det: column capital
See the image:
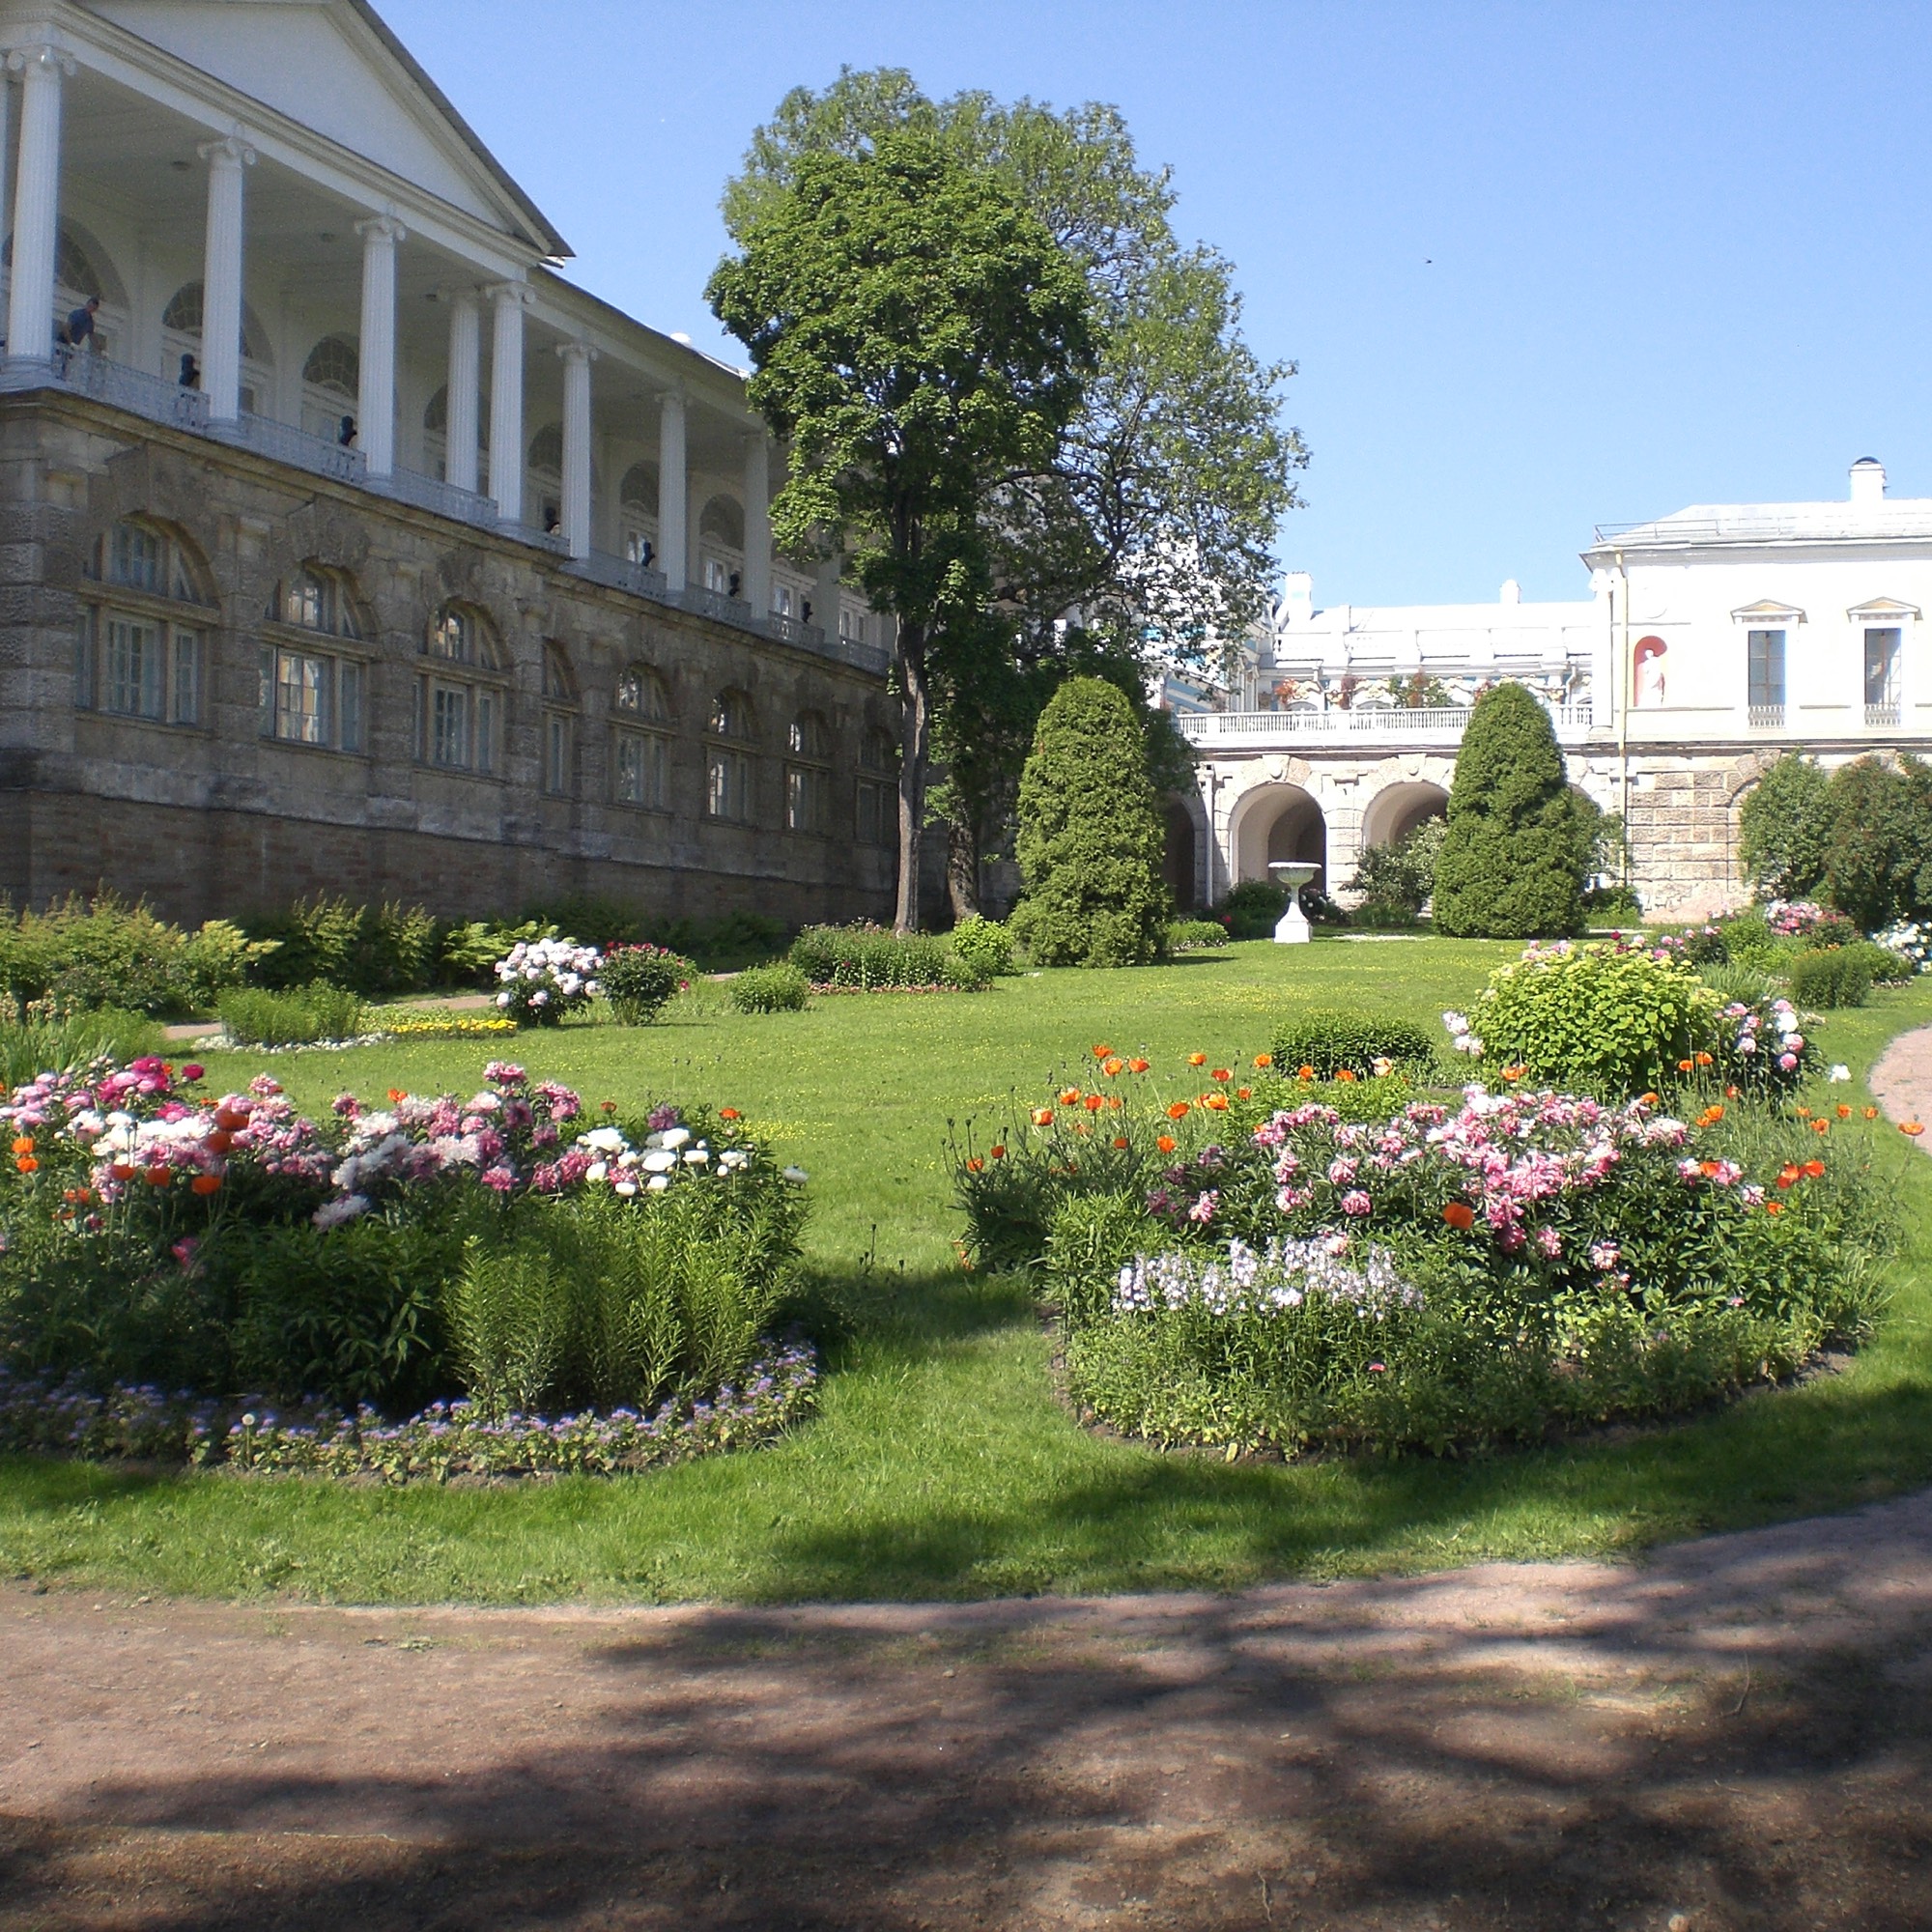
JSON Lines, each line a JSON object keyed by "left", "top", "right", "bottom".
{"left": 355, "top": 212, "right": 407, "bottom": 244}
{"left": 485, "top": 279, "right": 534, "bottom": 309}
{"left": 8, "top": 44, "right": 76, "bottom": 78}
{"left": 197, "top": 134, "right": 256, "bottom": 169}
{"left": 555, "top": 340, "right": 598, "bottom": 367}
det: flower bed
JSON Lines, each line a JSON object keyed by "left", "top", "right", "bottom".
{"left": 0, "top": 1055, "right": 810, "bottom": 1465}
{"left": 0, "top": 1342, "right": 818, "bottom": 1483}
{"left": 953, "top": 1047, "right": 1895, "bottom": 1458}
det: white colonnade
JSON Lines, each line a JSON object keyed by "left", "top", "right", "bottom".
{"left": 558, "top": 339, "right": 595, "bottom": 558}
{"left": 6, "top": 43, "right": 72, "bottom": 361}
{"left": 198, "top": 135, "right": 252, "bottom": 421}
{"left": 355, "top": 213, "right": 403, "bottom": 473}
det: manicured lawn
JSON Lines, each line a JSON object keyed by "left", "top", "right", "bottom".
{"left": 6, "top": 935, "right": 1932, "bottom": 1605}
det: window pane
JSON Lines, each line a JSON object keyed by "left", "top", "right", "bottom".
{"left": 73, "top": 611, "right": 93, "bottom": 708}
{"left": 433, "top": 685, "right": 469, "bottom": 766}
{"left": 787, "top": 764, "right": 830, "bottom": 834}
{"left": 259, "top": 644, "right": 274, "bottom": 726}
{"left": 106, "top": 619, "right": 162, "bottom": 718}
{"left": 109, "top": 525, "right": 161, "bottom": 593}
{"left": 1747, "top": 630, "right": 1785, "bottom": 709}
{"left": 708, "top": 750, "right": 749, "bottom": 820}
{"left": 275, "top": 650, "right": 328, "bottom": 745}
{"left": 545, "top": 712, "right": 569, "bottom": 794}
{"left": 1865, "top": 628, "right": 1901, "bottom": 707}
{"left": 171, "top": 631, "right": 200, "bottom": 724}
{"left": 475, "top": 691, "right": 497, "bottom": 774}
{"left": 338, "top": 662, "right": 363, "bottom": 752}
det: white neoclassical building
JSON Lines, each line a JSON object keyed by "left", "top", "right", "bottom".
{"left": 1169, "top": 459, "right": 1932, "bottom": 918}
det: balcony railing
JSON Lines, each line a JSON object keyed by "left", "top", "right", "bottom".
{"left": 1747, "top": 703, "right": 1786, "bottom": 730}
{"left": 1178, "top": 701, "right": 1593, "bottom": 748}
{"left": 4, "top": 352, "right": 895, "bottom": 678}
{"left": 1866, "top": 701, "right": 1902, "bottom": 729}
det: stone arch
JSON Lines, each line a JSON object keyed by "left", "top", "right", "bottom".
{"left": 1229, "top": 781, "right": 1328, "bottom": 892}
{"left": 1359, "top": 777, "right": 1450, "bottom": 852}
{"left": 1162, "top": 795, "right": 1201, "bottom": 910}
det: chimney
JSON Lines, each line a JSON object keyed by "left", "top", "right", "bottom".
{"left": 1282, "top": 570, "right": 1313, "bottom": 622}
{"left": 1499, "top": 578, "right": 1521, "bottom": 605}
{"left": 1850, "top": 457, "right": 1887, "bottom": 504}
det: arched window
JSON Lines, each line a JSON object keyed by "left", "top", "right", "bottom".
{"left": 260, "top": 566, "right": 369, "bottom": 754}
{"left": 415, "top": 603, "right": 504, "bottom": 775}
{"left": 301, "top": 334, "right": 359, "bottom": 441}
{"left": 541, "top": 644, "right": 576, "bottom": 797}
{"left": 857, "top": 725, "right": 897, "bottom": 845}
{"left": 527, "top": 424, "right": 564, "bottom": 475}
{"left": 786, "top": 709, "right": 835, "bottom": 835}
{"left": 620, "top": 461, "right": 659, "bottom": 567}
{"left": 161, "top": 278, "right": 271, "bottom": 410}
{"left": 698, "top": 494, "right": 745, "bottom": 599}
{"left": 706, "top": 687, "right": 754, "bottom": 822}
{"left": 611, "top": 662, "right": 671, "bottom": 811}
{"left": 12, "top": 218, "right": 130, "bottom": 358}
{"left": 76, "top": 520, "right": 211, "bottom": 727}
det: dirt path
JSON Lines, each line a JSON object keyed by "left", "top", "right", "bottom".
{"left": 4, "top": 1484, "right": 1931, "bottom": 1932}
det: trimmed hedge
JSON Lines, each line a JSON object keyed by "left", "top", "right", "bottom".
{"left": 1269, "top": 1009, "right": 1436, "bottom": 1079}
{"left": 729, "top": 963, "right": 810, "bottom": 1012}
{"left": 216, "top": 982, "right": 364, "bottom": 1046}
{"left": 789, "top": 923, "right": 985, "bottom": 990}
{"left": 1789, "top": 949, "right": 1870, "bottom": 1009}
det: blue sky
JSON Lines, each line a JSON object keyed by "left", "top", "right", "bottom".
{"left": 384, "top": 0, "right": 1932, "bottom": 608}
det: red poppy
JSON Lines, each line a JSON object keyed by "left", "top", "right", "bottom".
{"left": 1442, "top": 1202, "right": 1476, "bottom": 1231}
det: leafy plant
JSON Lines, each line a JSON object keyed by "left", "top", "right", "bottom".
{"left": 1789, "top": 949, "right": 1870, "bottom": 1009}
{"left": 789, "top": 923, "right": 985, "bottom": 990}
{"left": 730, "top": 963, "right": 810, "bottom": 1012}
{"left": 1432, "top": 683, "right": 1588, "bottom": 938}
{"left": 1345, "top": 818, "right": 1444, "bottom": 921}
{"left": 244, "top": 896, "right": 438, "bottom": 997}
{"left": 600, "top": 944, "right": 695, "bottom": 1025}
{"left": 217, "top": 982, "right": 364, "bottom": 1047}
{"left": 1014, "top": 678, "right": 1171, "bottom": 966}
{"left": 1739, "top": 753, "right": 1833, "bottom": 901}
{"left": 1166, "top": 919, "right": 1230, "bottom": 952}
{"left": 1269, "top": 1009, "right": 1435, "bottom": 1079}
{"left": 949, "top": 915, "right": 1015, "bottom": 979}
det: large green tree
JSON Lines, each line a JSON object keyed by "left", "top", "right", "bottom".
{"left": 1013, "top": 676, "right": 1170, "bottom": 967}
{"left": 706, "top": 131, "right": 1093, "bottom": 933}
{"left": 1737, "top": 752, "right": 1833, "bottom": 900}
{"left": 718, "top": 71, "right": 1303, "bottom": 917}
{"left": 1432, "top": 683, "right": 1587, "bottom": 938}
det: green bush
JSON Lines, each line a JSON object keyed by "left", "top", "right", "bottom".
{"left": 1165, "top": 919, "right": 1231, "bottom": 952}
{"left": 0, "top": 895, "right": 270, "bottom": 1018}
{"left": 789, "top": 922, "right": 986, "bottom": 990}
{"left": 1789, "top": 949, "right": 1870, "bottom": 1010}
{"left": 1854, "top": 941, "right": 1916, "bottom": 984}
{"left": 217, "top": 982, "right": 364, "bottom": 1047}
{"left": 1213, "top": 878, "right": 1289, "bottom": 941}
{"left": 1582, "top": 884, "right": 1643, "bottom": 922}
{"left": 244, "top": 896, "right": 438, "bottom": 997}
{"left": 1466, "top": 942, "right": 1717, "bottom": 1094}
{"left": 949, "top": 915, "right": 1015, "bottom": 979}
{"left": 599, "top": 944, "right": 695, "bottom": 1024}
{"left": 1269, "top": 1009, "right": 1435, "bottom": 1079}
{"left": 0, "top": 1004, "right": 167, "bottom": 1090}
{"left": 1350, "top": 902, "right": 1420, "bottom": 930}
{"left": 730, "top": 962, "right": 810, "bottom": 1012}
{"left": 1432, "top": 683, "right": 1587, "bottom": 938}
{"left": 440, "top": 919, "right": 549, "bottom": 986}
{"left": 1819, "top": 754, "right": 1932, "bottom": 928}
{"left": 1345, "top": 818, "right": 1444, "bottom": 921}
{"left": 1738, "top": 753, "right": 1834, "bottom": 902}
{"left": 1014, "top": 677, "right": 1170, "bottom": 967}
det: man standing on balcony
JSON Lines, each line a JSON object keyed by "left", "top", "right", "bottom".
{"left": 58, "top": 295, "right": 99, "bottom": 351}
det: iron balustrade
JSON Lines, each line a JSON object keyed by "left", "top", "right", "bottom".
{"left": 1177, "top": 701, "right": 1593, "bottom": 747}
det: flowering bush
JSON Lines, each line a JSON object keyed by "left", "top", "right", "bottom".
{"left": 599, "top": 943, "right": 695, "bottom": 1024}
{"left": 1648, "top": 923, "right": 1727, "bottom": 966}
{"left": 0, "top": 1055, "right": 807, "bottom": 1438}
{"left": 1765, "top": 899, "right": 1833, "bottom": 937}
{"left": 494, "top": 936, "right": 601, "bottom": 1026}
{"left": 955, "top": 1048, "right": 1894, "bottom": 1457}
{"left": 1872, "top": 920, "right": 1932, "bottom": 971}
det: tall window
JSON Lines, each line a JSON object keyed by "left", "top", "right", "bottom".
{"left": 857, "top": 726, "right": 896, "bottom": 845}
{"left": 414, "top": 603, "right": 504, "bottom": 775}
{"left": 1747, "top": 629, "right": 1785, "bottom": 723}
{"left": 260, "top": 566, "right": 367, "bottom": 753}
{"left": 620, "top": 461, "right": 659, "bottom": 568}
{"left": 542, "top": 643, "right": 575, "bottom": 796}
{"left": 300, "top": 333, "right": 359, "bottom": 442}
{"left": 838, "top": 606, "right": 868, "bottom": 648}
{"left": 1865, "top": 627, "right": 1902, "bottom": 723}
{"left": 698, "top": 495, "right": 744, "bottom": 601}
{"left": 76, "top": 519, "right": 209, "bottom": 726}
{"left": 785, "top": 710, "right": 834, "bottom": 835}
{"left": 613, "top": 663, "right": 671, "bottom": 810}
{"left": 706, "top": 687, "right": 754, "bottom": 822}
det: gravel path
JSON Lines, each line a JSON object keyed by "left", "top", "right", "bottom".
{"left": 4, "top": 1482, "right": 1931, "bottom": 1932}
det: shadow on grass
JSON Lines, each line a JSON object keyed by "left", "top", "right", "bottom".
{"left": 0, "top": 1454, "right": 178, "bottom": 1515}
{"left": 5, "top": 1492, "right": 1928, "bottom": 1930}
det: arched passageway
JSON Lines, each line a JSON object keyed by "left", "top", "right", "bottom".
{"left": 1360, "top": 779, "right": 1450, "bottom": 852}
{"left": 1162, "top": 800, "right": 1198, "bottom": 909}
{"left": 1232, "top": 782, "right": 1328, "bottom": 894}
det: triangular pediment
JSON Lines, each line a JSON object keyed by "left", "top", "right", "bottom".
{"left": 1849, "top": 596, "right": 1922, "bottom": 621}
{"left": 83, "top": 0, "right": 565, "bottom": 255}
{"left": 1731, "top": 598, "right": 1804, "bottom": 623}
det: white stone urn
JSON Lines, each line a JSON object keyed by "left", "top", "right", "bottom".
{"left": 1267, "top": 861, "right": 1320, "bottom": 944}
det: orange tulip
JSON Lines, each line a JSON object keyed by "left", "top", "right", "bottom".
{"left": 1836, "top": 1104, "right": 1852, "bottom": 1120}
{"left": 1093, "top": 1043, "right": 1113, "bottom": 1060}
{"left": 1084, "top": 1094, "right": 1104, "bottom": 1113}
{"left": 145, "top": 1166, "right": 173, "bottom": 1188}
{"left": 965, "top": 1157, "right": 984, "bottom": 1173}
{"left": 1777, "top": 1164, "right": 1803, "bottom": 1187}
{"left": 9, "top": 1135, "right": 33, "bottom": 1156}
{"left": 1677, "top": 1059, "right": 1694, "bottom": 1073}
{"left": 1502, "top": 1065, "right": 1526, "bottom": 1083}
{"left": 720, "top": 1107, "right": 741, "bottom": 1121}
{"left": 1103, "top": 1058, "right": 1124, "bottom": 1078}
{"left": 1442, "top": 1202, "right": 1476, "bottom": 1231}
{"left": 1167, "top": 1102, "right": 1191, "bottom": 1120}
{"left": 1031, "top": 1108, "right": 1054, "bottom": 1127}
{"left": 1204, "top": 1093, "right": 1230, "bottom": 1112}
{"left": 1766, "top": 1202, "right": 1785, "bottom": 1215}
{"left": 1059, "top": 1089, "right": 1081, "bottom": 1107}
{"left": 109, "top": 1162, "right": 136, "bottom": 1181}
{"left": 1187, "top": 1052, "right": 1208, "bottom": 1067}
{"left": 14, "top": 1155, "right": 38, "bottom": 1175}
{"left": 1811, "top": 1120, "right": 1831, "bottom": 1135}
{"left": 1298, "top": 1065, "right": 1316, "bottom": 1081}
{"left": 1904, "top": 1122, "right": 1926, "bottom": 1137}
{"left": 988, "top": 1146, "right": 1006, "bottom": 1160}
{"left": 190, "top": 1173, "right": 223, "bottom": 1197}
{"left": 387, "top": 1089, "right": 408, "bottom": 1103}
{"left": 1210, "top": 1068, "right": 1232, "bottom": 1083}
{"left": 1336, "top": 1068, "right": 1358, "bottom": 1083}
{"left": 1864, "top": 1107, "right": 1880, "bottom": 1120}
{"left": 1128, "top": 1058, "right": 1151, "bottom": 1074}
{"left": 1694, "top": 1051, "right": 1713, "bottom": 1067}
{"left": 1639, "top": 1092, "right": 1660, "bottom": 1106}
{"left": 1803, "top": 1159, "right": 1826, "bottom": 1179}
{"left": 1112, "top": 1136, "right": 1129, "bottom": 1150}
{"left": 1156, "top": 1135, "right": 1178, "bottom": 1153}
{"left": 1253, "top": 1053, "right": 1273, "bottom": 1068}
{"left": 213, "top": 1108, "right": 250, "bottom": 1132}
{"left": 1725, "top": 1085, "right": 1741, "bottom": 1099}
{"left": 1106, "top": 1096, "right": 1123, "bottom": 1110}
{"left": 1236, "top": 1087, "right": 1252, "bottom": 1100}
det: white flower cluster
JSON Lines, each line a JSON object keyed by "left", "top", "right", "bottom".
{"left": 494, "top": 937, "right": 602, "bottom": 1014}
{"left": 1873, "top": 921, "right": 1932, "bottom": 972}
{"left": 1442, "top": 1009, "right": 1484, "bottom": 1057}
{"left": 576, "top": 1122, "right": 751, "bottom": 1196}
{"left": 1115, "top": 1235, "right": 1419, "bottom": 1321}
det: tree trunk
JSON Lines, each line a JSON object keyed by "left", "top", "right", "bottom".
{"left": 946, "top": 811, "right": 980, "bottom": 922}
{"left": 895, "top": 628, "right": 931, "bottom": 936}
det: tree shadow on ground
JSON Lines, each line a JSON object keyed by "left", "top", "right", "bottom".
{"left": 3, "top": 1486, "right": 1929, "bottom": 1930}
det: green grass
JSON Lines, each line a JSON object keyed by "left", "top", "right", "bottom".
{"left": 7, "top": 935, "right": 1932, "bottom": 1605}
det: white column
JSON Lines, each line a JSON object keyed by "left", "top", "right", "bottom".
{"left": 486, "top": 281, "right": 529, "bottom": 525}
{"left": 742, "top": 431, "right": 772, "bottom": 616}
{"left": 557, "top": 340, "right": 595, "bottom": 559}
{"left": 444, "top": 290, "right": 480, "bottom": 493}
{"left": 0, "top": 82, "right": 14, "bottom": 313}
{"left": 657, "top": 389, "right": 687, "bottom": 592}
{"left": 196, "top": 136, "right": 254, "bottom": 421}
{"left": 6, "top": 45, "right": 73, "bottom": 363}
{"left": 355, "top": 214, "right": 404, "bottom": 475}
